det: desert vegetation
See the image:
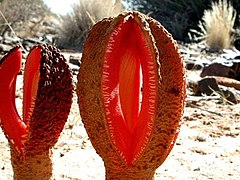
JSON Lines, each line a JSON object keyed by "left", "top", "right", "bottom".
{"left": 125, "top": 0, "right": 240, "bottom": 42}
{"left": 0, "top": 0, "right": 51, "bottom": 37}
{"left": 55, "top": 0, "right": 240, "bottom": 51}
{"left": 0, "top": 0, "right": 240, "bottom": 51}
{"left": 55, "top": 0, "right": 123, "bottom": 51}
{"left": 189, "top": 0, "right": 237, "bottom": 51}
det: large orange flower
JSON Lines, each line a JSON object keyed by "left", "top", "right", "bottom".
{"left": 77, "top": 11, "right": 186, "bottom": 179}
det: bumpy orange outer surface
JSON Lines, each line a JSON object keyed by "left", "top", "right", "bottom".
{"left": 77, "top": 11, "right": 186, "bottom": 179}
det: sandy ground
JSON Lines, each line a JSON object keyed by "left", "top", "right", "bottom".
{"left": 1, "top": 70, "right": 240, "bottom": 179}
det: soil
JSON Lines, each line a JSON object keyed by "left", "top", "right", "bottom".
{"left": 0, "top": 52, "right": 240, "bottom": 179}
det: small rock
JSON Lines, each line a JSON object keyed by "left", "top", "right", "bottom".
{"left": 234, "top": 38, "right": 240, "bottom": 51}
{"left": 69, "top": 55, "right": 81, "bottom": 66}
{"left": 188, "top": 77, "right": 219, "bottom": 96}
{"left": 193, "top": 167, "right": 201, "bottom": 171}
{"left": 185, "top": 61, "right": 203, "bottom": 70}
{"left": 198, "top": 77, "right": 220, "bottom": 95}
{"left": 189, "top": 76, "right": 240, "bottom": 104}
{"left": 200, "top": 63, "right": 231, "bottom": 78}
{"left": 229, "top": 62, "right": 240, "bottom": 80}
{"left": 195, "top": 134, "right": 207, "bottom": 142}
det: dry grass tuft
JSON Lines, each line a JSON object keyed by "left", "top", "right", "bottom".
{"left": 189, "top": 0, "right": 236, "bottom": 51}
{"left": 56, "top": 0, "right": 124, "bottom": 51}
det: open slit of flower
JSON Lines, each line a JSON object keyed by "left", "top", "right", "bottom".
{"left": 101, "top": 15, "right": 158, "bottom": 166}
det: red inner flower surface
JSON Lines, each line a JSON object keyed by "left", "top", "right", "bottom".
{"left": 0, "top": 46, "right": 41, "bottom": 155}
{"left": 102, "top": 15, "right": 158, "bottom": 166}
{"left": 23, "top": 46, "right": 41, "bottom": 125}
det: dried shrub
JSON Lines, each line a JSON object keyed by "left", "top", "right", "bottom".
{"left": 56, "top": 0, "right": 124, "bottom": 51}
{"left": 189, "top": 0, "right": 236, "bottom": 51}
{"left": 0, "top": 0, "right": 51, "bottom": 37}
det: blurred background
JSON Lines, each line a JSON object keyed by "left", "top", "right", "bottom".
{"left": 0, "top": 0, "right": 240, "bottom": 52}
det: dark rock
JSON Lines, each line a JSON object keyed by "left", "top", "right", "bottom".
{"left": 198, "top": 77, "right": 220, "bottom": 95}
{"left": 234, "top": 38, "right": 240, "bottom": 51}
{"left": 69, "top": 55, "right": 81, "bottom": 66}
{"left": 189, "top": 77, "right": 220, "bottom": 96}
{"left": 185, "top": 61, "right": 203, "bottom": 70}
{"left": 200, "top": 63, "right": 231, "bottom": 78}
{"left": 234, "top": 55, "right": 240, "bottom": 59}
{"left": 188, "top": 76, "right": 240, "bottom": 104}
{"left": 229, "top": 62, "right": 240, "bottom": 81}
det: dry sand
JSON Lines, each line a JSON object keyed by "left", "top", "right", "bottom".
{"left": 0, "top": 71, "right": 240, "bottom": 179}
